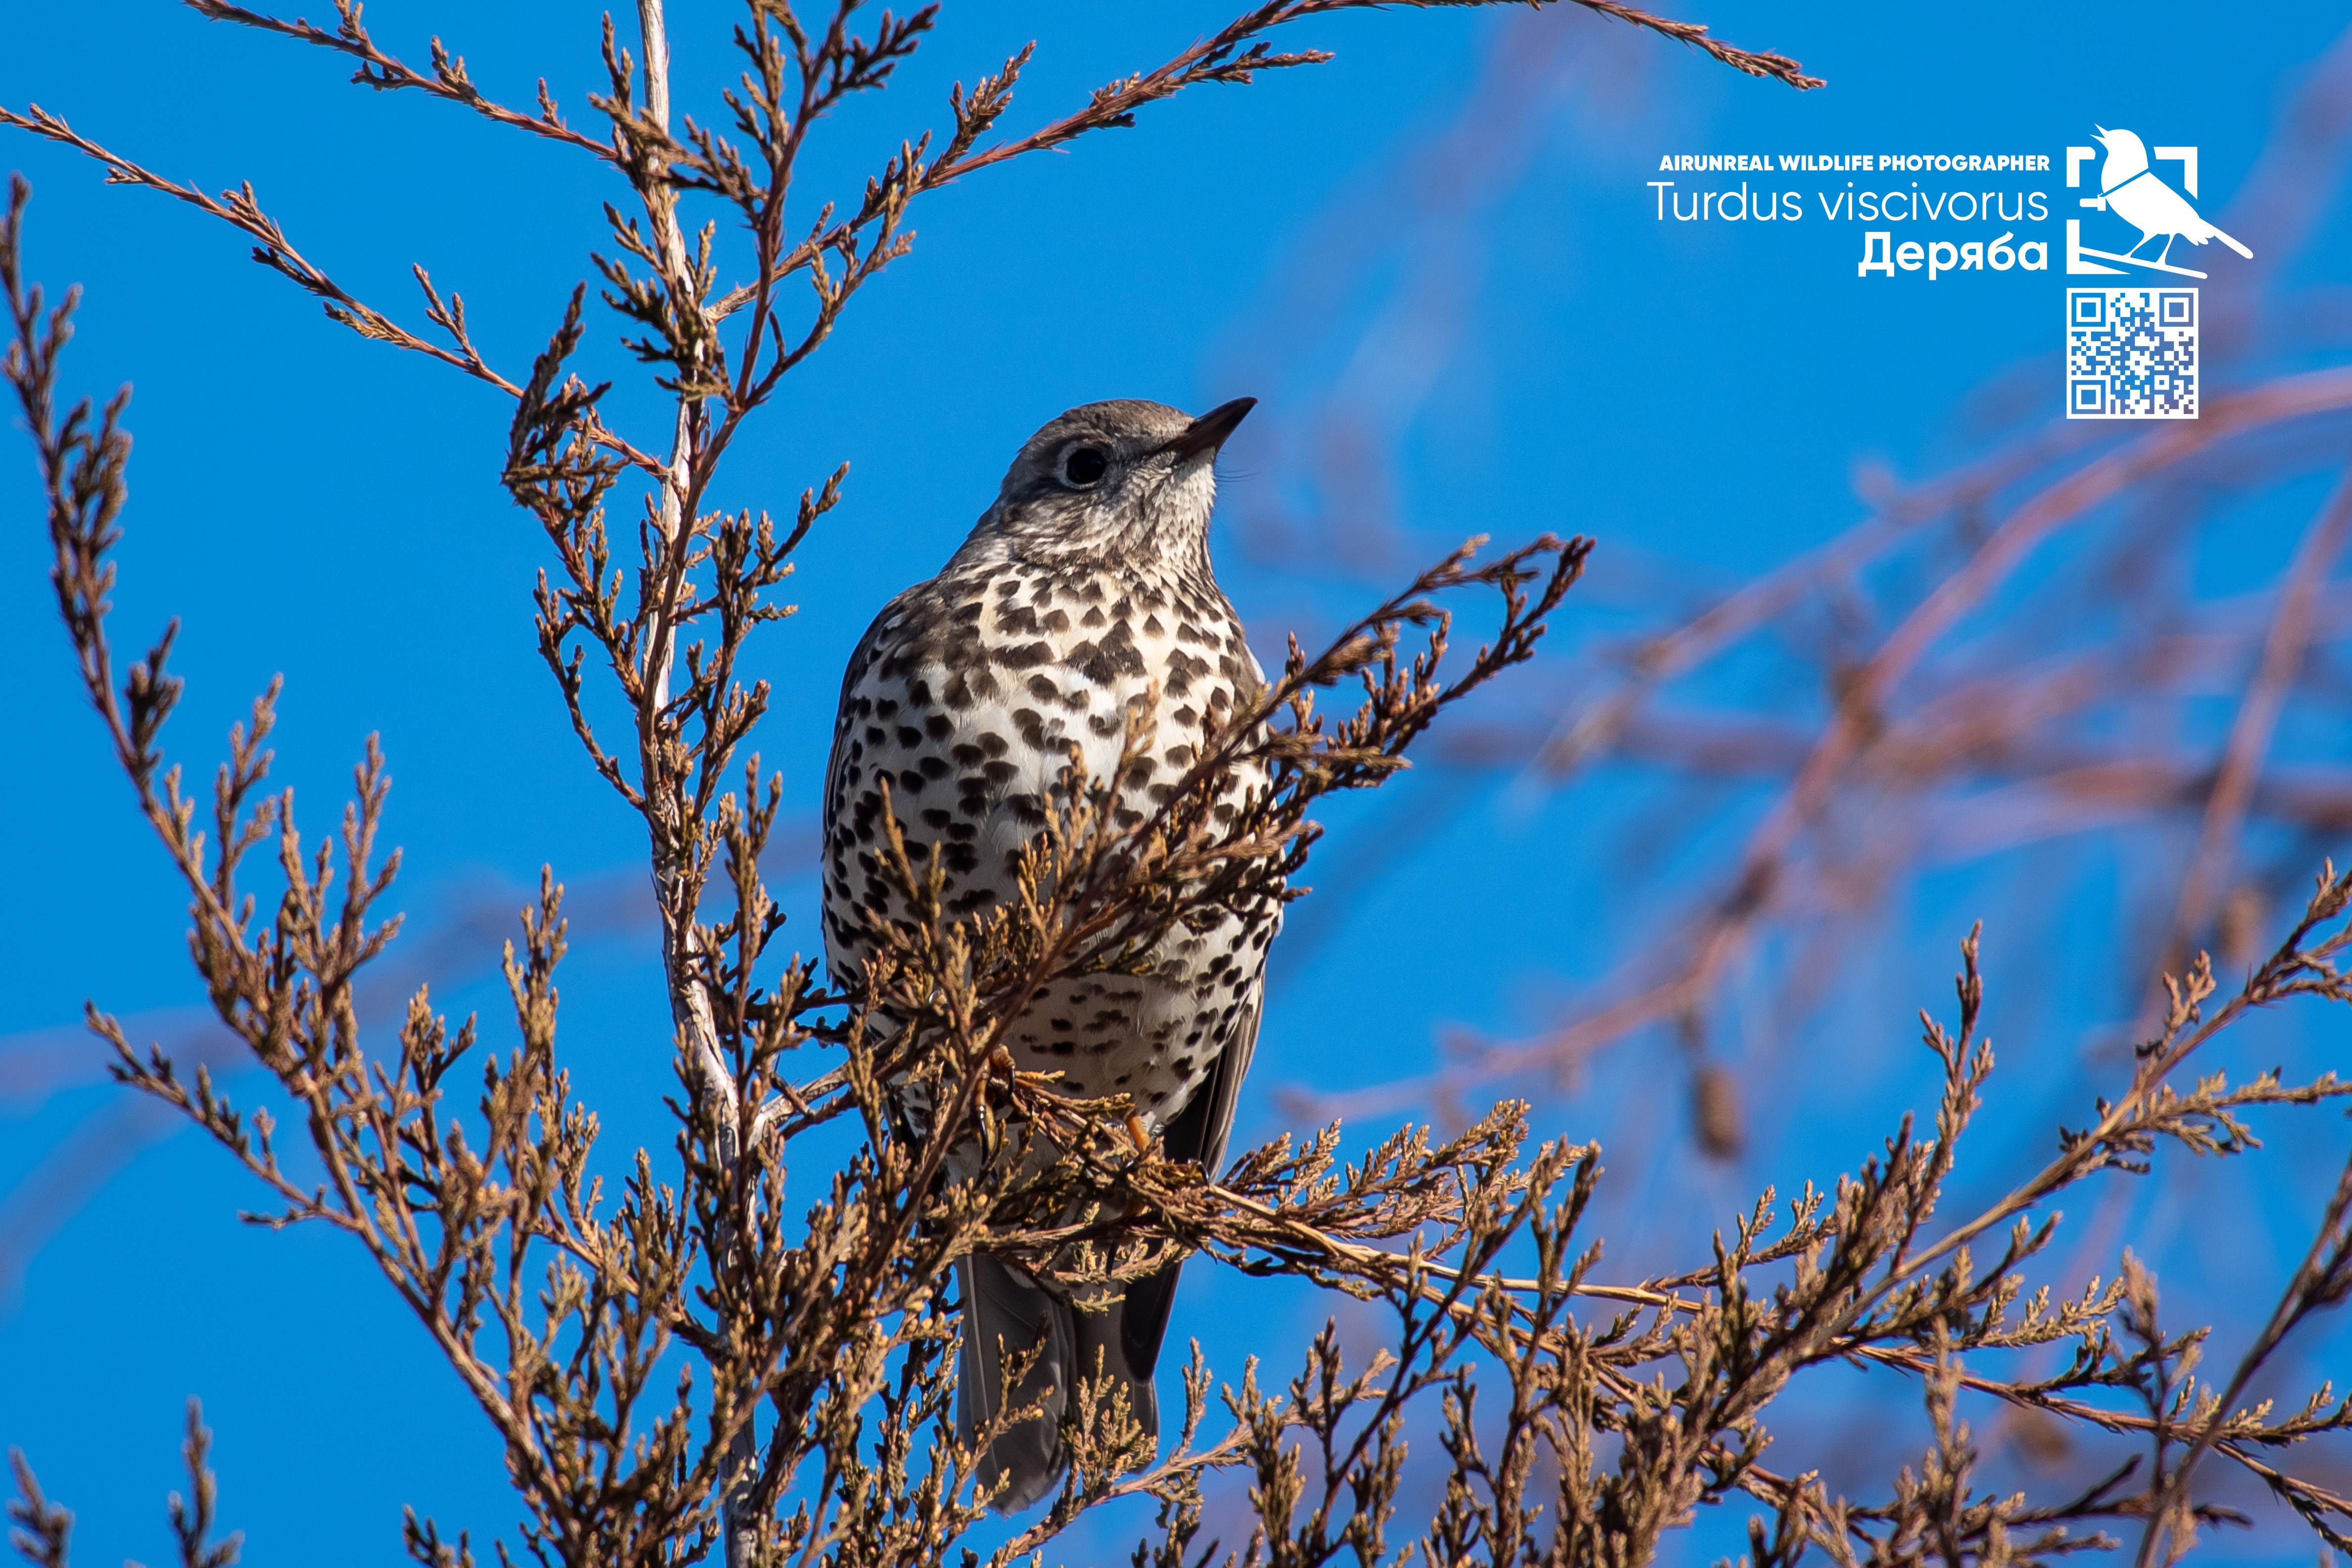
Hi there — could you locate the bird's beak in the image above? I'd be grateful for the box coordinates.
[2093,126,2111,145]
[1158,397,1256,463]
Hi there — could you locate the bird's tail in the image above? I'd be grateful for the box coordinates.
[2210,224,2253,258]
[956,1253,1161,1513]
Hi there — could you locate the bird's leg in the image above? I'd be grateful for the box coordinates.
[2155,232,2176,268]
[2123,230,2157,259]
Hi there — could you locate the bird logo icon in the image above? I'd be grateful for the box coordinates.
[2067,127,2251,278]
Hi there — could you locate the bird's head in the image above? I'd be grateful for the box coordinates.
[2092,126,2151,175]
[973,397,1255,572]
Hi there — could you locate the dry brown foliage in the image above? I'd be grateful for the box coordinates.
[10,6,2352,1568]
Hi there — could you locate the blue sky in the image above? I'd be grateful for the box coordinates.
[4,3,2351,1564]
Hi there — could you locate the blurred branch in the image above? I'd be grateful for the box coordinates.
[2158,462,2352,979]
[1313,368,2352,1120]
[1536,417,2110,779]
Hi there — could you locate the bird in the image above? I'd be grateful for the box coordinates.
[2082,126,2252,266]
[819,397,1280,1511]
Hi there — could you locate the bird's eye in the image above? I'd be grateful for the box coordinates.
[1061,446,1109,489]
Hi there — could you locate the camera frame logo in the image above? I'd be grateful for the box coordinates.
[2061,128,2244,420]
[2065,128,2250,279]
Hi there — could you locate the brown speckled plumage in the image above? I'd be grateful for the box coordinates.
[820,398,1277,1510]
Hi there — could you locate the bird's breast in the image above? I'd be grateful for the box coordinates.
[819,558,1280,1127]
[822,560,1270,948]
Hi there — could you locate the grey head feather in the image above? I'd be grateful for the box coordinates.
[947,398,1251,576]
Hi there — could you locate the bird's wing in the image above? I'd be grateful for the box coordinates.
[830,584,928,733]
[1178,988,1262,1181]
[822,588,927,863]
[820,581,941,998]
[1115,988,1265,1384]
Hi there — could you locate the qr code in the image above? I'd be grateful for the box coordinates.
[2066,288,2197,419]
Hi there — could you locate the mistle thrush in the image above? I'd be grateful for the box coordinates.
[820,397,1278,1509]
